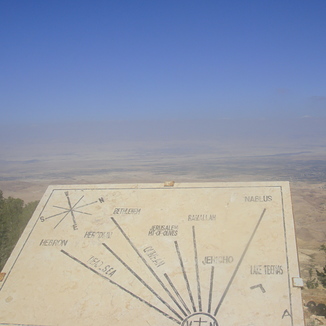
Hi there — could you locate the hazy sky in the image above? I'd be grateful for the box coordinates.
[1,1,326,124]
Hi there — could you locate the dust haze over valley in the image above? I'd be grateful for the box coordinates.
[1,118,326,199]
[1,117,326,321]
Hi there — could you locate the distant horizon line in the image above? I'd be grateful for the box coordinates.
[1,116,325,127]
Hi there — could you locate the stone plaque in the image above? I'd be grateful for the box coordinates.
[0,182,304,325]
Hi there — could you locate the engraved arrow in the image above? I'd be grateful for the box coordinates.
[250,284,266,293]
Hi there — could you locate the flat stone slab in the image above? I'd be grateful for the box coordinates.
[0,182,304,325]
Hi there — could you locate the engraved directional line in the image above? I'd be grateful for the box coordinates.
[102,243,185,320]
[54,211,72,230]
[40,191,98,230]
[110,217,186,317]
[53,205,93,215]
[65,191,77,227]
[175,240,197,313]
[106,218,268,324]
[193,226,202,312]
[214,208,267,316]
[164,273,192,315]
[208,266,215,314]
[61,250,181,325]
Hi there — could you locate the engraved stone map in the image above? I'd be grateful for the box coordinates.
[0,182,305,326]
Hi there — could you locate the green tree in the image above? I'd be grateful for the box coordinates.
[316,244,326,288]
[0,191,38,270]
[306,268,319,289]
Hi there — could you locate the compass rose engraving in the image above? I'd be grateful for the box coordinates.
[40,191,98,230]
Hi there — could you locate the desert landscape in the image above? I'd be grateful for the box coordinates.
[1,118,325,324]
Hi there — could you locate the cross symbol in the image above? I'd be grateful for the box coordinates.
[194,317,207,326]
